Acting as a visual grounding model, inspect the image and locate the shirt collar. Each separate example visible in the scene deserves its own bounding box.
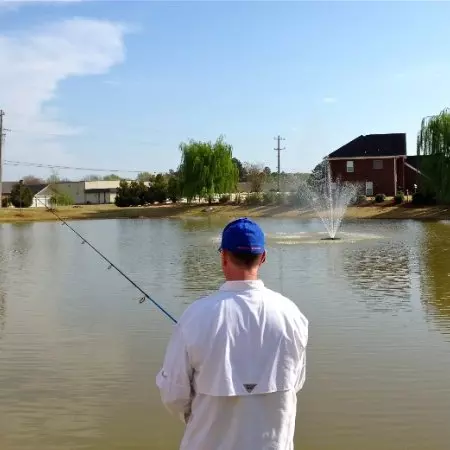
[219,280,265,292]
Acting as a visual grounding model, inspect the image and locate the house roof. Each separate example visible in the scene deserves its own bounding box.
[328,133,407,158]
[27,184,49,195]
[1,182,17,195]
[1,182,48,196]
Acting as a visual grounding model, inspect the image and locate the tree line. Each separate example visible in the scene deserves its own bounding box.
[114,136,310,207]
[3,135,310,209]
[9,111,449,211]
[16,172,123,185]
[115,174,181,207]
[417,107,450,204]
[9,103,450,209]
[115,137,237,206]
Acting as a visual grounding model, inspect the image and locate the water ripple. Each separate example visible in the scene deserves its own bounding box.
[0,219,450,450]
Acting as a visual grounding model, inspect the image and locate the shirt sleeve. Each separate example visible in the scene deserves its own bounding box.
[294,352,307,392]
[156,323,194,423]
[294,313,308,393]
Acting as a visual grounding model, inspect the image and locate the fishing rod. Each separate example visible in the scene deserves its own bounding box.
[36,197,178,324]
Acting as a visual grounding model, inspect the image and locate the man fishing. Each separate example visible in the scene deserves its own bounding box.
[156,217,309,450]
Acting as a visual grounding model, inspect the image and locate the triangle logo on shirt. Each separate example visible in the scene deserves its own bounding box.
[243,384,257,393]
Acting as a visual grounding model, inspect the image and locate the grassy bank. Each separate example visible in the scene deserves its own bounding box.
[0,202,449,224]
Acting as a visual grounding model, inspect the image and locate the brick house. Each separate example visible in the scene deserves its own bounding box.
[328,133,424,197]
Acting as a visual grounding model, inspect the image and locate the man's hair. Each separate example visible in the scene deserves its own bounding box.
[227,251,261,269]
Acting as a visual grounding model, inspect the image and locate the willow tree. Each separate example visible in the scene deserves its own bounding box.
[179,136,238,203]
[417,108,450,203]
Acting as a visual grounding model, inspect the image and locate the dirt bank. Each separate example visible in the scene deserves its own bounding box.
[0,202,449,224]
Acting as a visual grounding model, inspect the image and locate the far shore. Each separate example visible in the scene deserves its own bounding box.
[0,202,449,224]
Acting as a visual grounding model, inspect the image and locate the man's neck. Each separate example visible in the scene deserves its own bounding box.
[225,273,259,282]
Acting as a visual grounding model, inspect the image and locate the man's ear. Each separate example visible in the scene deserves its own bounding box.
[221,250,227,267]
[260,251,267,265]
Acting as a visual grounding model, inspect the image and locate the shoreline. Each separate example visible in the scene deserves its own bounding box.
[0,203,449,224]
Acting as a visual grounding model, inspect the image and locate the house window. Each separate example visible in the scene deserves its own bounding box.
[346,161,354,173]
[373,160,383,170]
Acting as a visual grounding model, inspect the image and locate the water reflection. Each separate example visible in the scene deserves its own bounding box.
[0,293,5,341]
[0,229,6,338]
[2,219,450,450]
[420,222,450,335]
[342,242,412,313]
[181,239,223,301]
[0,223,136,450]
[275,247,286,294]
[180,217,216,233]
[9,223,34,273]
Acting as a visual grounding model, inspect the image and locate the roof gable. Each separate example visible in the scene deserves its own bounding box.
[328,133,407,158]
[1,182,49,196]
[1,182,17,195]
[27,184,48,195]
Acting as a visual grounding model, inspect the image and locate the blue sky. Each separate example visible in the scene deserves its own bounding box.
[1,1,450,180]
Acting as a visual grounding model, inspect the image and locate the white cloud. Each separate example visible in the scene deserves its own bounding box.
[323,97,337,104]
[0,17,127,177]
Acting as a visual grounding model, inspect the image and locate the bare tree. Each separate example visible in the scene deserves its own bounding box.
[245,163,267,193]
[47,169,61,184]
[22,175,45,185]
[84,174,101,181]
[137,172,156,182]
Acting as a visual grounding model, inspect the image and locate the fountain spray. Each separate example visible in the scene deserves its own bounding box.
[301,158,359,239]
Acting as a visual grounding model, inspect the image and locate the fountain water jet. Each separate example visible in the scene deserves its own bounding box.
[300,158,360,239]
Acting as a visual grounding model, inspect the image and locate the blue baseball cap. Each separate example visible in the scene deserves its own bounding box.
[220,218,265,254]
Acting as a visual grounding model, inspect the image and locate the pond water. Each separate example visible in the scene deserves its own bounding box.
[0,217,449,450]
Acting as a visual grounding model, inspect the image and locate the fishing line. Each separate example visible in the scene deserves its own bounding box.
[36,198,178,324]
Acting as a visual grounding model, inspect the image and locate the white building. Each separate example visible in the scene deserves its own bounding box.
[33,182,84,206]
[32,186,52,208]
[33,180,146,207]
[84,180,124,204]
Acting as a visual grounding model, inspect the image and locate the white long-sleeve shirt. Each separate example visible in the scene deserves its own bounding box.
[156,279,309,450]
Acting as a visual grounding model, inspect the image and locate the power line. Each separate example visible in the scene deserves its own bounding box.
[274,135,285,193]
[4,160,144,174]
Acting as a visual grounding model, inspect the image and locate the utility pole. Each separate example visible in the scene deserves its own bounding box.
[274,135,285,193]
[0,110,4,208]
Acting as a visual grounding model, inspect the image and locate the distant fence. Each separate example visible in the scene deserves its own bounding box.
[177,191,294,204]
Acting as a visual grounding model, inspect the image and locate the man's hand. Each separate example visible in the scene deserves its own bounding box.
[156,324,195,421]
